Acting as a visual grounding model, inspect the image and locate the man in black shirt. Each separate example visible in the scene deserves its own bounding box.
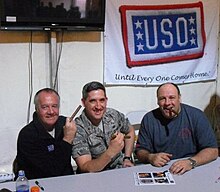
[16,88,77,179]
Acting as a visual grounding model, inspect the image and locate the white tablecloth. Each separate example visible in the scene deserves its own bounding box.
[1,158,220,192]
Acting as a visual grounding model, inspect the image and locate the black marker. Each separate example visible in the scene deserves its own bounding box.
[35,181,45,191]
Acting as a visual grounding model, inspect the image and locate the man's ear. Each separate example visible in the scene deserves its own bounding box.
[81,98,85,107]
[179,95,182,102]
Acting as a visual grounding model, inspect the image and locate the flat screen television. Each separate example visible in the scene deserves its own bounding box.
[0,0,105,31]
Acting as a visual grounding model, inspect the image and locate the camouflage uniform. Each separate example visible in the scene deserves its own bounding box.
[72,108,130,170]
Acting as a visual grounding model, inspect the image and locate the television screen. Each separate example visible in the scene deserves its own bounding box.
[0,0,105,31]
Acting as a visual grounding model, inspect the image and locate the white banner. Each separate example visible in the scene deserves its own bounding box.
[104,0,219,86]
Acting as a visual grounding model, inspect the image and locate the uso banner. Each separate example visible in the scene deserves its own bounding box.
[104,0,219,86]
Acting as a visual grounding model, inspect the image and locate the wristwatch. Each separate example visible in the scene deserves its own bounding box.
[188,158,197,169]
[123,156,132,161]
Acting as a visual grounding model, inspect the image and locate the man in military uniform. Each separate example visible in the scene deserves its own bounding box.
[72,81,135,173]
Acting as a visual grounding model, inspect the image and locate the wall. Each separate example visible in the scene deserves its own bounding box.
[0,21,219,173]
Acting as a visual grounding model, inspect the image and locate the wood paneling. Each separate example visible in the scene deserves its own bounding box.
[0,31,101,43]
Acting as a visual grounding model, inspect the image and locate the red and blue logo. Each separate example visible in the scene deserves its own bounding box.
[120,2,206,67]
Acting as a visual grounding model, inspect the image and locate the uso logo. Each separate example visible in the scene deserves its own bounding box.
[120,2,206,67]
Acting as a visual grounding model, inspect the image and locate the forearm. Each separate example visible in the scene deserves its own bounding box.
[136,149,152,164]
[124,128,135,157]
[122,125,135,156]
[190,147,218,166]
[77,150,116,173]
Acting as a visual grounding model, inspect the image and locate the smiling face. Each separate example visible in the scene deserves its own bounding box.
[35,91,60,131]
[82,89,107,126]
[157,83,181,119]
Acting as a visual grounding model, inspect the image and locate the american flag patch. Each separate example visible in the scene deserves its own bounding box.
[47,144,54,152]
[119,2,206,67]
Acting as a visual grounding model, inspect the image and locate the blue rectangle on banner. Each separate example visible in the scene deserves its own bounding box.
[132,13,198,54]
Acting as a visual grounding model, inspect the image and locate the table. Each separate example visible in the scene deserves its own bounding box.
[1,158,220,192]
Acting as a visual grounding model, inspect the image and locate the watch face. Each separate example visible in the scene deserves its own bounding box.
[189,158,197,168]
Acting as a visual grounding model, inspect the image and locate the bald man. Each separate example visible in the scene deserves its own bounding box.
[135,83,218,175]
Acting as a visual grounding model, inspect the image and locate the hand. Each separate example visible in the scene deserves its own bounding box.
[169,159,193,175]
[149,153,172,167]
[123,159,134,168]
[107,132,125,158]
[63,117,77,144]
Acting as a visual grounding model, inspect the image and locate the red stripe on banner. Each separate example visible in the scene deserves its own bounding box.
[119,2,206,67]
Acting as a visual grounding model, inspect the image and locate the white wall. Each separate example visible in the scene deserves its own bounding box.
[0,24,219,173]
[0,42,50,172]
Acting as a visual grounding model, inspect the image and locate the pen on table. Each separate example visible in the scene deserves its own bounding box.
[69,105,82,122]
[35,180,44,191]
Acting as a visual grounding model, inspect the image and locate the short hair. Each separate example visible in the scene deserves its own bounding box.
[34,88,60,108]
[82,81,106,99]
[156,82,181,97]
